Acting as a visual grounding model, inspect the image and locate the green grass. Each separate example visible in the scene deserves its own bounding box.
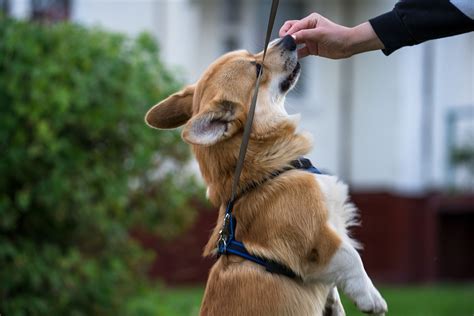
[128,284,474,316]
[341,284,474,316]
[126,286,203,316]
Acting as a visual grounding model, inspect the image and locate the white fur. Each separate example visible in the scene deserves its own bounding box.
[313,174,387,315]
[315,174,360,248]
[253,40,300,135]
[325,287,346,316]
[185,114,228,146]
[318,241,387,315]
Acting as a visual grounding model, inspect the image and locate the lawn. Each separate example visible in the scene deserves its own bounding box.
[341,284,474,316]
[127,283,474,316]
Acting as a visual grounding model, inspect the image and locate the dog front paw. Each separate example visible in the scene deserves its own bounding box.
[323,303,346,316]
[355,285,387,316]
[324,287,346,316]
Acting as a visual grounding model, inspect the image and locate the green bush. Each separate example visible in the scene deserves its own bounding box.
[0,18,200,315]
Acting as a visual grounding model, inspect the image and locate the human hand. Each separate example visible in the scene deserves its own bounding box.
[279,13,384,59]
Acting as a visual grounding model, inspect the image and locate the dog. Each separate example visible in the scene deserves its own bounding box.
[145,35,388,316]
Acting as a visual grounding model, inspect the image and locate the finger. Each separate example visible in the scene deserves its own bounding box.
[279,22,292,37]
[285,14,318,35]
[279,20,298,37]
[293,29,322,45]
[297,46,310,59]
[285,21,307,36]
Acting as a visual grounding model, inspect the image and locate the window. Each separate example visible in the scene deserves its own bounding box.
[223,0,242,23]
[0,0,10,15]
[31,0,70,22]
[447,105,474,189]
[220,0,243,53]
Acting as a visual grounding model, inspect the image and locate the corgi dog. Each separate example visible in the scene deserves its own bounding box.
[145,35,387,316]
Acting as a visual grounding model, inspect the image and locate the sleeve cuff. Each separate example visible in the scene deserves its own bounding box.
[369,10,416,56]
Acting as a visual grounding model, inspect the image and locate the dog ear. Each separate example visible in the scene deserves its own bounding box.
[145,85,195,129]
[182,100,240,146]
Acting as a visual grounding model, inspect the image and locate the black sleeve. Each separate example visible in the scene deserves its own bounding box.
[369,0,474,55]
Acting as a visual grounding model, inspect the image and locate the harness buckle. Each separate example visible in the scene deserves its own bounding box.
[217,213,231,253]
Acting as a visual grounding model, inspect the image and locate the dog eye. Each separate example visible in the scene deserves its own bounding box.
[255,63,262,78]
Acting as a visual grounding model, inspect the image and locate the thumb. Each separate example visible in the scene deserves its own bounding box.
[293,29,322,45]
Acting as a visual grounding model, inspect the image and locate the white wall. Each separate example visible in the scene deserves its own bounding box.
[72,0,156,36]
[351,0,426,192]
[10,0,29,18]
[290,0,344,177]
[72,0,202,81]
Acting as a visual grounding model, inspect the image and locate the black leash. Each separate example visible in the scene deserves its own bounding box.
[217,0,280,251]
[229,0,280,204]
[217,0,285,262]
[216,1,325,280]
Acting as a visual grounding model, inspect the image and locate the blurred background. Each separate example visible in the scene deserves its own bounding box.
[1,0,473,315]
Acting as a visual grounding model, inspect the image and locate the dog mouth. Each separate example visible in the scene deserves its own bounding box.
[279,62,301,92]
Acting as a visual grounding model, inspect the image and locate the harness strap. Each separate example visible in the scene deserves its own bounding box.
[232,157,321,203]
[226,232,297,279]
[218,157,322,280]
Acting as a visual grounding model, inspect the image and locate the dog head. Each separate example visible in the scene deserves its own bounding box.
[145,35,300,146]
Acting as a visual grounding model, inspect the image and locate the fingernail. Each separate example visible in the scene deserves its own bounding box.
[291,34,296,40]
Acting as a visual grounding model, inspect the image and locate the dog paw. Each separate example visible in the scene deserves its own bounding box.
[324,288,346,316]
[323,303,346,316]
[355,286,387,315]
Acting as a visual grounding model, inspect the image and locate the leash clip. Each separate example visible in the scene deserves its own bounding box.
[218,213,231,253]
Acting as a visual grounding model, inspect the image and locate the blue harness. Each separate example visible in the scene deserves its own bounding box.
[217,157,322,279]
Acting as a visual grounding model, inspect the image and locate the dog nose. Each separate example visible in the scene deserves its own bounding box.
[279,35,296,51]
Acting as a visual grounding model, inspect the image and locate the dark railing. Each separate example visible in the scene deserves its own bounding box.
[134,191,474,285]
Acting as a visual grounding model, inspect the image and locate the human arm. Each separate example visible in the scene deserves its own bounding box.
[370,0,474,55]
[279,14,384,59]
[280,0,474,59]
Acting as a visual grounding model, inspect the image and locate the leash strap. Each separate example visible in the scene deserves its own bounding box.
[229,0,280,204]
[218,0,279,254]
[217,0,281,258]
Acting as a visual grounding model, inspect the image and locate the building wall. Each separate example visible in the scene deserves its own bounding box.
[11,0,473,192]
[350,0,425,192]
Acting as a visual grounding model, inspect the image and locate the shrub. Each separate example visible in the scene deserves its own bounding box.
[0,17,199,315]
